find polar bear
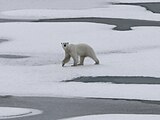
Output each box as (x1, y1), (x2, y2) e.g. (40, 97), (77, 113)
(61, 42), (99, 67)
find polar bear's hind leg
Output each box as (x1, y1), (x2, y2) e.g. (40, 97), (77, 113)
(89, 53), (99, 65)
(78, 56), (85, 65)
(92, 56), (99, 64)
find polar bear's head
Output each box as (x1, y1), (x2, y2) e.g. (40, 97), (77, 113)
(61, 42), (69, 50)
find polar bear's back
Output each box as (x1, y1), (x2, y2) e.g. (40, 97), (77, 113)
(75, 43), (95, 56)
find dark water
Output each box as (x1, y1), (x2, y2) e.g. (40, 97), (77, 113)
(35, 17), (160, 31)
(1, 17), (160, 31)
(1, 96), (160, 120)
(64, 76), (160, 84)
(114, 2), (160, 14)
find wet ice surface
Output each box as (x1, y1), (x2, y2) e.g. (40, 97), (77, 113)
(64, 76), (160, 84)
(0, 53), (61, 66)
(0, 54), (30, 59)
(0, 39), (9, 43)
(0, 19), (35, 22)
(0, 39), (31, 63)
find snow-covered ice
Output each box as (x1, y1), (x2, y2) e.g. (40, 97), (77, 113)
(0, 107), (42, 119)
(0, 22), (160, 101)
(118, 0), (160, 3)
(1, 5), (160, 21)
(61, 114), (160, 120)
(1, 0), (160, 21)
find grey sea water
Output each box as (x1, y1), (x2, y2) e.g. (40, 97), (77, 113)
(1, 96), (160, 120)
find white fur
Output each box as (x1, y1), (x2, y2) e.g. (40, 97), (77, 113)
(61, 43), (99, 67)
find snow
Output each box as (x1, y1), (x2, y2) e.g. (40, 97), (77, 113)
(0, 107), (42, 119)
(0, 0), (112, 11)
(118, 0), (160, 3)
(1, 0), (160, 21)
(61, 114), (160, 120)
(1, 5), (160, 21)
(0, 22), (160, 101)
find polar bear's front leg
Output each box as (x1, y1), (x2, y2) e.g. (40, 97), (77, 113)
(72, 56), (78, 66)
(62, 52), (71, 67)
(70, 51), (78, 66)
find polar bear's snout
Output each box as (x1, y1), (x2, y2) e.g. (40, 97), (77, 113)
(61, 42), (69, 50)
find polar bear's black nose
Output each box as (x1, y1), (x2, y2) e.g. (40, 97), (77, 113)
(64, 44), (66, 47)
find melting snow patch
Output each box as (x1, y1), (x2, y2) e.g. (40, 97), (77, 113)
(0, 107), (42, 119)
